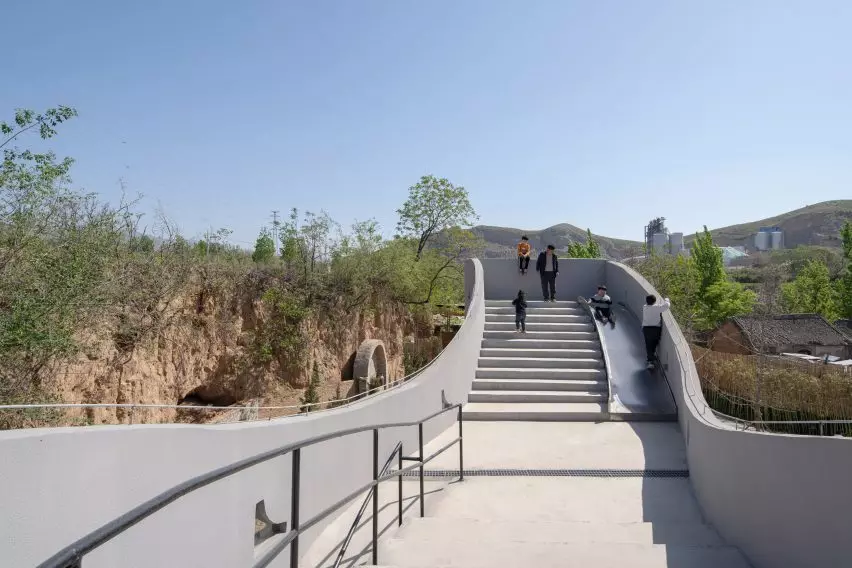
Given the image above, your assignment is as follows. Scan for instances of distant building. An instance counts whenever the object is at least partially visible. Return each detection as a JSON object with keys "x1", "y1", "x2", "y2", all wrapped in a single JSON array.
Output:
[
  {"x1": 754, "y1": 226, "x2": 784, "y2": 251},
  {"x1": 719, "y1": 246, "x2": 748, "y2": 266},
  {"x1": 710, "y1": 314, "x2": 852, "y2": 359}
]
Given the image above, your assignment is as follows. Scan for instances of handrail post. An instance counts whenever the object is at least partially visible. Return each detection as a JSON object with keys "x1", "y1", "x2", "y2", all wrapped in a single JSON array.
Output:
[
  {"x1": 820, "y1": 421, "x2": 825, "y2": 436},
  {"x1": 418, "y1": 422, "x2": 425, "y2": 517},
  {"x1": 290, "y1": 449, "x2": 301, "y2": 568},
  {"x1": 398, "y1": 443, "x2": 403, "y2": 526},
  {"x1": 458, "y1": 405, "x2": 464, "y2": 481},
  {"x1": 372, "y1": 429, "x2": 379, "y2": 565}
]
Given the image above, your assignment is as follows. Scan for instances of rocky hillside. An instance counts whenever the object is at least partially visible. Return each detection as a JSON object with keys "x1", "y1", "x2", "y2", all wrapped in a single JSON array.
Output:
[
  {"x1": 686, "y1": 200, "x2": 852, "y2": 250},
  {"x1": 39, "y1": 278, "x2": 421, "y2": 427},
  {"x1": 473, "y1": 224, "x2": 641, "y2": 259},
  {"x1": 474, "y1": 200, "x2": 852, "y2": 258}
]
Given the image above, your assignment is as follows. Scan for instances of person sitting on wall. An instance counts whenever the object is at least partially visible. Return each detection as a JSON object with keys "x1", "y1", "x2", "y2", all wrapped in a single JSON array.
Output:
[
  {"x1": 535, "y1": 245, "x2": 559, "y2": 302},
  {"x1": 517, "y1": 235, "x2": 532, "y2": 274}
]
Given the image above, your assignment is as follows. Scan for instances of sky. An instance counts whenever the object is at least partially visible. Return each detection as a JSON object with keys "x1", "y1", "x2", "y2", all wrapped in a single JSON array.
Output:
[{"x1": 3, "y1": 0, "x2": 851, "y2": 247}]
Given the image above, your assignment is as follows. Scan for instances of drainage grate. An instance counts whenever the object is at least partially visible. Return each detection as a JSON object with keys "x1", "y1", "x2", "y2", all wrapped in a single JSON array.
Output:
[{"x1": 398, "y1": 468, "x2": 689, "y2": 478}]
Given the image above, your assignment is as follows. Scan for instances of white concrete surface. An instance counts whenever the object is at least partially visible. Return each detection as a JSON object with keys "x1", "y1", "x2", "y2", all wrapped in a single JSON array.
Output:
[
  {"x1": 465, "y1": 300, "x2": 609, "y2": 421},
  {"x1": 301, "y1": 479, "x2": 451, "y2": 568},
  {"x1": 0, "y1": 261, "x2": 487, "y2": 568},
  {"x1": 359, "y1": 420, "x2": 748, "y2": 568},
  {"x1": 425, "y1": 421, "x2": 688, "y2": 470}
]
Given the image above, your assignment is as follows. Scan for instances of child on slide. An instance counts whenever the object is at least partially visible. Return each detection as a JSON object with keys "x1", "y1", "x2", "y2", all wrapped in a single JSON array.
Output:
[
  {"x1": 642, "y1": 294, "x2": 671, "y2": 369},
  {"x1": 587, "y1": 285, "x2": 613, "y2": 324}
]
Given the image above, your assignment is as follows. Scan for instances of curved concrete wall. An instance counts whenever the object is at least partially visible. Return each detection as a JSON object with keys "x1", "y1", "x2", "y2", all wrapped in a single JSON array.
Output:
[
  {"x1": 0, "y1": 259, "x2": 486, "y2": 568},
  {"x1": 603, "y1": 261, "x2": 852, "y2": 568}
]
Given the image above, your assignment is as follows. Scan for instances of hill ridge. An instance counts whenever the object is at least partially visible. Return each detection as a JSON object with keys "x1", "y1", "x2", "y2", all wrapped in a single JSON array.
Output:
[{"x1": 474, "y1": 200, "x2": 852, "y2": 259}]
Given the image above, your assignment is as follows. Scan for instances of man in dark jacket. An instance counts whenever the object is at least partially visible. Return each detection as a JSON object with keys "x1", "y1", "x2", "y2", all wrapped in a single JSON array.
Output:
[{"x1": 535, "y1": 245, "x2": 559, "y2": 302}]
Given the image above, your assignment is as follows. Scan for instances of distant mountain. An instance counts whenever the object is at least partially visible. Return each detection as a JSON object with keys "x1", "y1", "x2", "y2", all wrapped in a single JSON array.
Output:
[
  {"x1": 472, "y1": 224, "x2": 642, "y2": 259},
  {"x1": 684, "y1": 200, "x2": 852, "y2": 250},
  {"x1": 474, "y1": 200, "x2": 852, "y2": 259}
]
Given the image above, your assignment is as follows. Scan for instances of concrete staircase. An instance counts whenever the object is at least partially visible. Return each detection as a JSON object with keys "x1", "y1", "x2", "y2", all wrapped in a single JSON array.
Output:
[
  {"x1": 462, "y1": 300, "x2": 608, "y2": 421},
  {"x1": 369, "y1": 475, "x2": 752, "y2": 568}
]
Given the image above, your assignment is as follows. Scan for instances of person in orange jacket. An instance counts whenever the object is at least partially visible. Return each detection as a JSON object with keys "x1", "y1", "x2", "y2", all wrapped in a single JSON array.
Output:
[{"x1": 517, "y1": 235, "x2": 532, "y2": 274}]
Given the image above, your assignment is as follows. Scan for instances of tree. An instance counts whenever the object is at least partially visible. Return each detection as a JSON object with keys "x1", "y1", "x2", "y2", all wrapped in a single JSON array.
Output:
[
  {"x1": 696, "y1": 280, "x2": 756, "y2": 330},
  {"x1": 300, "y1": 364, "x2": 321, "y2": 413},
  {"x1": 782, "y1": 259, "x2": 840, "y2": 321},
  {"x1": 565, "y1": 229, "x2": 601, "y2": 259},
  {"x1": 838, "y1": 221, "x2": 852, "y2": 319},
  {"x1": 252, "y1": 227, "x2": 275, "y2": 263},
  {"x1": 691, "y1": 226, "x2": 725, "y2": 294},
  {"x1": 396, "y1": 175, "x2": 477, "y2": 260},
  {"x1": 129, "y1": 234, "x2": 155, "y2": 253},
  {"x1": 585, "y1": 229, "x2": 601, "y2": 259}
]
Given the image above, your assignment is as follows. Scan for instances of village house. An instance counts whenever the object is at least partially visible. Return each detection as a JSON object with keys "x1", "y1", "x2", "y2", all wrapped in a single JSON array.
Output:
[
  {"x1": 710, "y1": 314, "x2": 852, "y2": 359},
  {"x1": 836, "y1": 319, "x2": 852, "y2": 341}
]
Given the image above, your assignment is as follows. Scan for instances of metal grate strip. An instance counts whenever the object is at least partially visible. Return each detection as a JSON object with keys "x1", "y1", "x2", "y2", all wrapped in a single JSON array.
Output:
[{"x1": 397, "y1": 468, "x2": 689, "y2": 478}]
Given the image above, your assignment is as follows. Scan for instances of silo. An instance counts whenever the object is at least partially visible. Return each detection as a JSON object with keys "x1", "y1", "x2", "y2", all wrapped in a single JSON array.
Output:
[
  {"x1": 669, "y1": 232, "x2": 684, "y2": 254},
  {"x1": 755, "y1": 231, "x2": 770, "y2": 251},
  {"x1": 770, "y1": 231, "x2": 784, "y2": 250},
  {"x1": 652, "y1": 233, "x2": 668, "y2": 253}
]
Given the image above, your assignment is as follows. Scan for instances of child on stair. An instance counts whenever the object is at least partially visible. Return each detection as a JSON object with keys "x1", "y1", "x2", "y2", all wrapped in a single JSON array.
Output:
[{"x1": 512, "y1": 290, "x2": 527, "y2": 333}]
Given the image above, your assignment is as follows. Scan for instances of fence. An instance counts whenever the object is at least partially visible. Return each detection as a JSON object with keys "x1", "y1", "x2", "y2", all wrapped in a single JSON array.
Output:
[
  {"x1": 0, "y1": 347, "x2": 447, "y2": 430},
  {"x1": 692, "y1": 345, "x2": 852, "y2": 436}
]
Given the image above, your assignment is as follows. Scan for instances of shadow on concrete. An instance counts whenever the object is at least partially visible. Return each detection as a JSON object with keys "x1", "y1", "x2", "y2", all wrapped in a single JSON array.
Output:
[
  {"x1": 599, "y1": 298, "x2": 741, "y2": 566},
  {"x1": 309, "y1": 485, "x2": 447, "y2": 568}
]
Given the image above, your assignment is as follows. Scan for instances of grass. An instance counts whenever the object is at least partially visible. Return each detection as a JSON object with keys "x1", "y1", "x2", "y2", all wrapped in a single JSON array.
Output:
[{"x1": 692, "y1": 345, "x2": 852, "y2": 436}]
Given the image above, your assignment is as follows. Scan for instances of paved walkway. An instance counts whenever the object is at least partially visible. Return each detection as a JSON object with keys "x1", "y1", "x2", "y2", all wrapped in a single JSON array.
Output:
[{"x1": 305, "y1": 421, "x2": 751, "y2": 568}]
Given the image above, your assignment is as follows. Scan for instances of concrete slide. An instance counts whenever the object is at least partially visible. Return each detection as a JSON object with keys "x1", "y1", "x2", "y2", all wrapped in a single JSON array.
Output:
[{"x1": 597, "y1": 302, "x2": 676, "y2": 420}]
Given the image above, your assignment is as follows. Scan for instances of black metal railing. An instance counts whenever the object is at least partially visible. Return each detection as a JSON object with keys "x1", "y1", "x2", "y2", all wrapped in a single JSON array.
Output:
[
  {"x1": 331, "y1": 442, "x2": 402, "y2": 568},
  {"x1": 38, "y1": 404, "x2": 465, "y2": 568}
]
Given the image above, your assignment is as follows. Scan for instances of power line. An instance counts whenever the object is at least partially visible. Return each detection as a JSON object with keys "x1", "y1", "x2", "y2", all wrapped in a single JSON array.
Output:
[{"x1": 271, "y1": 210, "x2": 281, "y2": 255}]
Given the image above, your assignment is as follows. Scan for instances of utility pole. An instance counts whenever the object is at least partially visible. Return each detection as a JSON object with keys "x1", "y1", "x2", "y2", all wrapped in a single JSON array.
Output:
[{"x1": 271, "y1": 210, "x2": 281, "y2": 256}]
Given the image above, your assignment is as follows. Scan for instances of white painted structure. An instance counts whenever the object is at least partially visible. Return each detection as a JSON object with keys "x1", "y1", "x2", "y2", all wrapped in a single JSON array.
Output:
[
  {"x1": 669, "y1": 232, "x2": 684, "y2": 254},
  {"x1": 1, "y1": 259, "x2": 850, "y2": 568}
]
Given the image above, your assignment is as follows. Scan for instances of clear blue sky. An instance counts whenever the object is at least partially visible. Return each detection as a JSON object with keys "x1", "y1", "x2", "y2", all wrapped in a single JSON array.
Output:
[{"x1": 3, "y1": 0, "x2": 851, "y2": 247}]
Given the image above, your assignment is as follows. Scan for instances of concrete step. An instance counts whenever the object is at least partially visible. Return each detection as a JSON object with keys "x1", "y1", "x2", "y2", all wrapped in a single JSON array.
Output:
[
  {"x1": 482, "y1": 330, "x2": 597, "y2": 340},
  {"x1": 472, "y1": 378, "x2": 608, "y2": 392},
  {"x1": 468, "y1": 390, "x2": 606, "y2": 403},
  {"x1": 393, "y1": 517, "x2": 725, "y2": 547},
  {"x1": 480, "y1": 338, "x2": 600, "y2": 349},
  {"x1": 475, "y1": 367, "x2": 605, "y2": 380},
  {"x1": 486, "y1": 306, "x2": 585, "y2": 315},
  {"x1": 485, "y1": 322, "x2": 594, "y2": 332},
  {"x1": 462, "y1": 402, "x2": 608, "y2": 421},
  {"x1": 478, "y1": 357, "x2": 603, "y2": 369},
  {"x1": 375, "y1": 541, "x2": 750, "y2": 568},
  {"x1": 486, "y1": 300, "x2": 579, "y2": 308},
  {"x1": 427, "y1": 476, "x2": 706, "y2": 523},
  {"x1": 485, "y1": 313, "x2": 590, "y2": 323},
  {"x1": 479, "y1": 348, "x2": 601, "y2": 359}
]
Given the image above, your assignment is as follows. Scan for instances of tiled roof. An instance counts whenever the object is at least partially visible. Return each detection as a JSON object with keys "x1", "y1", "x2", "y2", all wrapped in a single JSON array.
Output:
[
  {"x1": 732, "y1": 314, "x2": 851, "y2": 350},
  {"x1": 836, "y1": 319, "x2": 852, "y2": 340}
]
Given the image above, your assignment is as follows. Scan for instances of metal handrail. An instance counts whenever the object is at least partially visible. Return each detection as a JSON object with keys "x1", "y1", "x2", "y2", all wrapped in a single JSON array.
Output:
[
  {"x1": 332, "y1": 442, "x2": 402, "y2": 568},
  {"x1": 577, "y1": 296, "x2": 613, "y2": 407},
  {"x1": 37, "y1": 403, "x2": 465, "y2": 568},
  {"x1": 1, "y1": 351, "x2": 447, "y2": 419}
]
